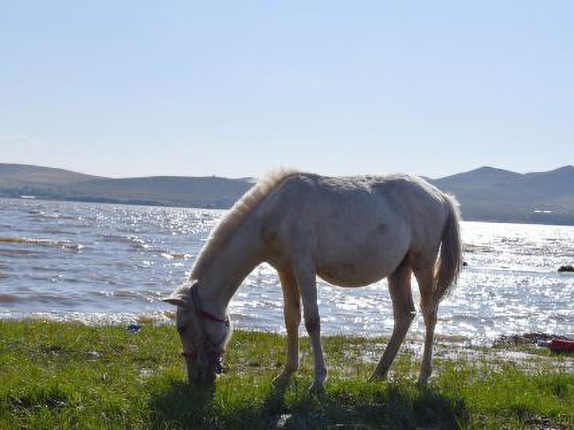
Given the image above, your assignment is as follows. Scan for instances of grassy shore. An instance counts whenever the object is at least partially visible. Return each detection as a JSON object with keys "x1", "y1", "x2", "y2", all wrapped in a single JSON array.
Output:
[{"x1": 1, "y1": 321, "x2": 573, "y2": 429}]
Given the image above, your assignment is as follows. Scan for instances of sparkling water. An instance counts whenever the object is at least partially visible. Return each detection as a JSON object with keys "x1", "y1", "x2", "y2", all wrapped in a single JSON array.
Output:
[{"x1": 1, "y1": 197, "x2": 573, "y2": 344}]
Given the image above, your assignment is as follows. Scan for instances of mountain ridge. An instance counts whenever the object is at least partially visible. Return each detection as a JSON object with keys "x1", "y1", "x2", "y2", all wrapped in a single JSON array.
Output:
[
  {"x1": 430, "y1": 165, "x2": 574, "y2": 225},
  {"x1": 1, "y1": 163, "x2": 573, "y2": 225}
]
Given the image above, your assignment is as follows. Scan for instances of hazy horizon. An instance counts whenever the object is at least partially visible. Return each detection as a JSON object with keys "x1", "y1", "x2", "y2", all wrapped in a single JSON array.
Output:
[{"x1": 2, "y1": 1, "x2": 573, "y2": 178}]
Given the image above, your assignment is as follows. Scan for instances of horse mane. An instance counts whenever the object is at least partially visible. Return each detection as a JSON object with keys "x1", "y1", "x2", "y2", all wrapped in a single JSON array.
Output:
[{"x1": 190, "y1": 169, "x2": 299, "y2": 279}]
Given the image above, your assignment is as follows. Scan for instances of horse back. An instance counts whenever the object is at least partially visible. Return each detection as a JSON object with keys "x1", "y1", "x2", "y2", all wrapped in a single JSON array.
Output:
[{"x1": 259, "y1": 173, "x2": 449, "y2": 283}]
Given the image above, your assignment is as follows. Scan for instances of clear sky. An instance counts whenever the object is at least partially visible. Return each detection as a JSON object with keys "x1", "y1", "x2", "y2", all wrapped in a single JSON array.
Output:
[{"x1": 1, "y1": 1, "x2": 572, "y2": 179}]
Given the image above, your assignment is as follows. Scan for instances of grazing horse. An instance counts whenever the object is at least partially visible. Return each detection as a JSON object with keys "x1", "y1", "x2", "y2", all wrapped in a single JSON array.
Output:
[{"x1": 163, "y1": 171, "x2": 462, "y2": 390}]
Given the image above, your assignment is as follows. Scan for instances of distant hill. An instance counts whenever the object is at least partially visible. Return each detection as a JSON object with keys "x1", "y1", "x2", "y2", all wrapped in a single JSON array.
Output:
[
  {"x1": 1, "y1": 163, "x2": 573, "y2": 224},
  {"x1": 0, "y1": 164, "x2": 251, "y2": 208},
  {"x1": 431, "y1": 165, "x2": 574, "y2": 225},
  {"x1": 0, "y1": 163, "x2": 103, "y2": 185},
  {"x1": 62, "y1": 176, "x2": 252, "y2": 208},
  {"x1": 0, "y1": 164, "x2": 104, "y2": 202}
]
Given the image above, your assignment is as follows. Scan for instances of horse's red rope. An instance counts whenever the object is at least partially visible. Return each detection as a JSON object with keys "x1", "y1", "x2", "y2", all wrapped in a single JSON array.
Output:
[
  {"x1": 179, "y1": 311, "x2": 227, "y2": 361},
  {"x1": 198, "y1": 310, "x2": 229, "y2": 324}
]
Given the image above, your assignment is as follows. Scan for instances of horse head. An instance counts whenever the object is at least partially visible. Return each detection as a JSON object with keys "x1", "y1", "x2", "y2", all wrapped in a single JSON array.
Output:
[{"x1": 163, "y1": 282, "x2": 231, "y2": 384}]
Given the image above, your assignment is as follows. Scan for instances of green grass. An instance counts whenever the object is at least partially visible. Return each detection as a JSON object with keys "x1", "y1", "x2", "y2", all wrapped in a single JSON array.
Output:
[{"x1": 1, "y1": 321, "x2": 573, "y2": 429}]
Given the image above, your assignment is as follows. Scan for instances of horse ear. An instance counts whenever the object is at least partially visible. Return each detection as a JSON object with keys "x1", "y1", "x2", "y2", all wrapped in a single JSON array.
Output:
[
  {"x1": 162, "y1": 297, "x2": 191, "y2": 309},
  {"x1": 163, "y1": 282, "x2": 195, "y2": 308}
]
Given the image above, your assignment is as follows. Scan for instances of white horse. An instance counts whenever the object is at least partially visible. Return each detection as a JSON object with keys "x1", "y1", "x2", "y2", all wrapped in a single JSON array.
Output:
[{"x1": 164, "y1": 171, "x2": 462, "y2": 390}]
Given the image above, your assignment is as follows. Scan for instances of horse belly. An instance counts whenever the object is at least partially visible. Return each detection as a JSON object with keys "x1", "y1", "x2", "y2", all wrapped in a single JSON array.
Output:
[
  {"x1": 315, "y1": 236, "x2": 408, "y2": 288},
  {"x1": 317, "y1": 262, "x2": 389, "y2": 287}
]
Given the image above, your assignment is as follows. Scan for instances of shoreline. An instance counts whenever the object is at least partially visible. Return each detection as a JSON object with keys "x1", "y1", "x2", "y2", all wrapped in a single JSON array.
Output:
[{"x1": 2, "y1": 313, "x2": 574, "y2": 348}]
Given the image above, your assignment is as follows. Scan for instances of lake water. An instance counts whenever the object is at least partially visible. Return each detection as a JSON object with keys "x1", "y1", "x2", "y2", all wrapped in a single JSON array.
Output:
[{"x1": 1, "y1": 197, "x2": 573, "y2": 344}]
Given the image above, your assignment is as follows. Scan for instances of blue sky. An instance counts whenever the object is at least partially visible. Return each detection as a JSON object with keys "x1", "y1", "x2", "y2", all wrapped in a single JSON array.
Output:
[{"x1": 1, "y1": 1, "x2": 572, "y2": 178}]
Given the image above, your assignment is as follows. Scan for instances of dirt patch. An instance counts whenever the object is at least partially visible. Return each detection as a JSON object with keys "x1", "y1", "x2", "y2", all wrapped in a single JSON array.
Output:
[{"x1": 520, "y1": 412, "x2": 570, "y2": 430}]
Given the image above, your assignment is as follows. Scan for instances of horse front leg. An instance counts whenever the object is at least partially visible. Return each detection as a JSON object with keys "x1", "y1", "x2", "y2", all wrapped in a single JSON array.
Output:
[
  {"x1": 294, "y1": 264, "x2": 327, "y2": 392},
  {"x1": 272, "y1": 269, "x2": 301, "y2": 387}
]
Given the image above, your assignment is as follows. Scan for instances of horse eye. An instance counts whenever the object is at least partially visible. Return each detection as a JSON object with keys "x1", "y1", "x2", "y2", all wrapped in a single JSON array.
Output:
[{"x1": 177, "y1": 325, "x2": 186, "y2": 335}]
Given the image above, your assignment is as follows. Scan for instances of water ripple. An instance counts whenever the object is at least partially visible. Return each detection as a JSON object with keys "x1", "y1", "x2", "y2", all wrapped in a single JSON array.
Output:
[{"x1": 1, "y1": 198, "x2": 574, "y2": 343}]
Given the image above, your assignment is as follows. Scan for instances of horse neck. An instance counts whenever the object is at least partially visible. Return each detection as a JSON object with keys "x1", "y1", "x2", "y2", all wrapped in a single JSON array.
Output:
[{"x1": 195, "y1": 214, "x2": 265, "y2": 313}]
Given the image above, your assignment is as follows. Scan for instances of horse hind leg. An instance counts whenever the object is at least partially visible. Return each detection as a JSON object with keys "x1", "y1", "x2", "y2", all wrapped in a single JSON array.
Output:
[
  {"x1": 272, "y1": 269, "x2": 302, "y2": 387},
  {"x1": 413, "y1": 265, "x2": 438, "y2": 385},
  {"x1": 370, "y1": 259, "x2": 415, "y2": 381}
]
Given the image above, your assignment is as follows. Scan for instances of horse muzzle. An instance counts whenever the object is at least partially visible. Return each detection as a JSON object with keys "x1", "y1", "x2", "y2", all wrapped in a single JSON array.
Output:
[
  {"x1": 187, "y1": 365, "x2": 217, "y2": 385},
  {"x1": 183, "y1": 354, "x2": 217, "y2": 385}
]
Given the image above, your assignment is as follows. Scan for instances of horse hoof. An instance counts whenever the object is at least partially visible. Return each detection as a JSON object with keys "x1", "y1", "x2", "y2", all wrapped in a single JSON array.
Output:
[
  {"x1": 272, "y1": 374, "x2": 291, "y2": 388},
  {"x1": 368, "y1": 372, "x2": 387, "y2": 382},
  {"x1": 417, "y1": 376, "x2": 430, "y2": 386},
  {"x1": 308, "y1": 382, "x2": 324, "y2": 393}
]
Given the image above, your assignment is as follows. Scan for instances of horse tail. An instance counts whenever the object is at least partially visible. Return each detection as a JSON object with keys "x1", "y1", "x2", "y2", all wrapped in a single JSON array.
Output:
[{"x1": 433, "y1": 194, "x2": 463, "y2": 304}]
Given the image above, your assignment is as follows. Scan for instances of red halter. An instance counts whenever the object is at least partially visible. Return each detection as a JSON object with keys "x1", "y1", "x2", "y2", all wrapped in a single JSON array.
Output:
[
  {"x1": 179, "y1": 283, "x2": 229, "y2": 373},
  {"x1": 197, "y1": 310, "x2": 229, "y2": 325}
]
